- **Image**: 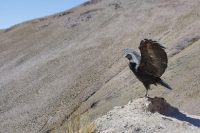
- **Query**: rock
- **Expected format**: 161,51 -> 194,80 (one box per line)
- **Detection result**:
95,97 -> 200,133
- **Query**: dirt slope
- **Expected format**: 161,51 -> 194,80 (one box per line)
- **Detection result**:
0,0 -> 200,132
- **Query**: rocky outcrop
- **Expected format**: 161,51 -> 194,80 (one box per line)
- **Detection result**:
95,97 -> 200,133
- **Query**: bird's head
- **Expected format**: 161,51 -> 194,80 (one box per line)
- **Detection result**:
123,48 -> 141,71
123,48 -> 140,64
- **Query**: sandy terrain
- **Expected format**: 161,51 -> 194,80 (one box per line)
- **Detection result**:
0,0 -> 200,132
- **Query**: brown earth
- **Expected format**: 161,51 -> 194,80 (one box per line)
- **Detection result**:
0,0 -> 200,132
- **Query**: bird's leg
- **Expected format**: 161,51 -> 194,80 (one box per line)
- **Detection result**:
145,89 -> 149,98
143,83 -> 150,98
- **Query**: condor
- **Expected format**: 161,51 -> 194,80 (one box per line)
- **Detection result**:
124,39 -> 172,97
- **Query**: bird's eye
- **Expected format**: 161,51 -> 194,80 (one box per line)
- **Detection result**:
126,54 -> 132,60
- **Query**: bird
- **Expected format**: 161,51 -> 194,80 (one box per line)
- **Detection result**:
123,39 -> 172,97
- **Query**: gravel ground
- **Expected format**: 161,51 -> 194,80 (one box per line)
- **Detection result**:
95,97 -> 200,133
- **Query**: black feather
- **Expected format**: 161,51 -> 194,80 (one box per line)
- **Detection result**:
124,39 -> 172,96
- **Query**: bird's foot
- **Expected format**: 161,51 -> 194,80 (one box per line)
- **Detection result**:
145,92 -> 149,98
145,94 -> 149,98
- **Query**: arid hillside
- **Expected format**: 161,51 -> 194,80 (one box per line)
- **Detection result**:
0,0 -> 200,132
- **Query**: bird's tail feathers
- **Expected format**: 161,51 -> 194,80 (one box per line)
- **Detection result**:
159,79 -> 172,90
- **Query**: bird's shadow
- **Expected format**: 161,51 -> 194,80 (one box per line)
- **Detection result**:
147,97 -> 200,128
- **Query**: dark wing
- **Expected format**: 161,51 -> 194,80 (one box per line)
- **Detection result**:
138,39 -> 168,77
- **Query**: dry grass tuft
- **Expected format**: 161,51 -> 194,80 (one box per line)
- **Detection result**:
65,114 -> 96,133
78,122 -> 96,133
52,114 -> 96,133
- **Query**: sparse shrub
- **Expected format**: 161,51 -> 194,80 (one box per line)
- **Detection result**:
80,9 -> 99,16
71,23 -> 78,28
82,0 -> 102,6
40,24 -> 49,28
108,1 -> 122,9
58,11 -> 73,17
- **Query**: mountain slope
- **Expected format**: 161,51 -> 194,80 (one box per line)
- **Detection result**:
0,0 -> 200,132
